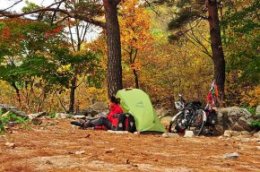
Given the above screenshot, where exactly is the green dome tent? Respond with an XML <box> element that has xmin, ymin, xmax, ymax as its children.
<box><xmin>116</xmin><ymin>89</ymin><xmax>165</xmax><ymax>133</ymax></box>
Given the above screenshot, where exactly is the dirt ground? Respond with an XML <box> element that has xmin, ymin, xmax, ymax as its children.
<box><xmin>0</xmin><ymin>119</ymin><xmax>260</xmax><ymax>172</ymax></box>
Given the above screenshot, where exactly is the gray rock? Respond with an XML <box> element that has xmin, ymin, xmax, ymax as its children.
<box><xmin>107</xmin><ymin>130</ymin><xmax>129</xmax><ymax>134</ymax></box>
<box><xmin>231</xmin><ymin>122</ymin><xmax>244</xmax><ymax>131</ymax></box>
<box><xmin>253</xmin><ymin>131</ymin><xmax>260</xmax><ymax>138</ymax></box>
<box><xmin>217</xmin><ymin>107</ymin><xmax>253</xmax><ymax>132</ymax></box>
<box><xmin>223</xmin><ymin>130</ymin><xmax>233</xmax><ymax>137</ymax></box>
<box><xmin>162</xmin><ymin>132</ymin><xmax>179</xmax><ymax>138</ymax></box>
<box><xmin>223</xmin><ymin>152</ymin><xmax>239</xmax><ymax>159</ymax></box>
<box><xmin>90</xmin><ymin>102</ymin><xmax>108</xmax><ymax>112</ymax></box>
<box><xmin>239</xmin><ymin>131</ymin><xmax>251</xmax><ymax>137</ymax></box>
<box><xmin>78</xmin><ymin>102</ymin><xmax>108</xmax><ymax>117</ymax></box>
<box><xmin>71</xmin><ymin>115</ymin><xmax>86</xmax><ymax>119</ymax></box>
<box><xmin>184</xmin><ymin>130</ymin><xmax>194</xmax><ymax>138</ymax></box>
<box><xmin>0</xmin><ymin>104</ymin><xmax>27</xmax><ymax>118</ymax></box>
<box><xmin>28</xmin><ymin>112</ymin><xmax>47</xmax><ymax>120</ymax></box>
<box><xmin>55</xmin><ymin>113</ymin><xmax>70</xmax><ymax>119</ymax></box>
<box><xmin>240</xmin><ymin>138</ymin><xmax>251</xmax><ymax>142</ymax></box>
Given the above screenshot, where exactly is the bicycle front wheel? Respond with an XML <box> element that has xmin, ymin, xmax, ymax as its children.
<box><xmin>168</xmin><ymin>112</ymin><xmax>184</xmax><ymax>133</ymax></box>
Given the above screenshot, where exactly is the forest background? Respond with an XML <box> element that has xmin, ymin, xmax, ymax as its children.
<box><xmin>0</xmin><ymin>0</ymin><xmax>259</xmax><ymax>114</ymax></box>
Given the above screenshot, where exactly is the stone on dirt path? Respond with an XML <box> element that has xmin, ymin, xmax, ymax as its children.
<box><xmin>223</xmin><ymin>152</ymin><xmax>240</xmax><ymax>159</ymax></box>
<box><xmin>162</xmin><ymin>132</ymin><xmax>179</xmax><ymax>138</ymax></box>
<box><xmin>4</xmin><ymin>142</ymin><xmax>15</xmax><ymax>149</ymax></box>
<box><xmin>184</xmin><ymin>130</ymin><xmax>194</xmax><ymax>138</ymax></box>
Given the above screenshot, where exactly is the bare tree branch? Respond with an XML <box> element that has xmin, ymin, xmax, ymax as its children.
<box><xmin>187</xmin><ymin>21</ymin><xmax>212</xmax><ymax>58</ymax></box>
<box><xmin>0</xmin><ymin>4</ymin><xmax>106</xmax><ymax>28</ymax></box>
<box><xmin>0</xmin><ymin>0</ymin><xmax>23</xmax><ymax>12</ymax></box>
<box><xmin>50</xmin><ymin>0</ymin><xmax>65</xmax><ymax>25</ymax></box>
<box><xmin>80</xmin><ymin>23</ymin><xmax>90</xmax><ymax>44</ymax></box>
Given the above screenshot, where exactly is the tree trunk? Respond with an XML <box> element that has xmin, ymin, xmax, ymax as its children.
<box><xmin>133</xmin><ymin>69</ymin><xmax>139</xmax><ymax>88</ymax></box>
<box><xmin>68</xmin><ymin>75</ymin><xmax>77</xmax><ymax>113</ymax></box>
<box><xmin>103</xmin><ymin>0</ymin><xmax>123</xmax><ymax>97</ymax></box>
<box><xmin>11</xmin><ymin>82</ymin><xmax>21</xmax><ymax>104</ymax></box>
<box><xmin>207</xmin><ymin>0</ymin><xmax>226</xmax><ymax>103</ymax></box>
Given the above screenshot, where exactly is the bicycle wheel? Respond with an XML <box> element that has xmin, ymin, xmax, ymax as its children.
<box><xmin>188</xmin><ymin>109</ymin><xmax>206</xmax><ymax>136</ymax></box>
<box><xmin>168</xmin><ymin>112</ymin><xmax>184</xmax><ymax>133</ymax></box>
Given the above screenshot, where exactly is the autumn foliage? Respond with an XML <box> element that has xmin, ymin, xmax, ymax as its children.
<box><xmin>0</xmin><ymin>0</ymin><xmax>259</xmax><ymax>114</ymax></box>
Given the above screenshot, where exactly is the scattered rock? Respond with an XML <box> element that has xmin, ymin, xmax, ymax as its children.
<box><xmin>241</xmin><ymin>131</ymin><xmax>250</xmax><ymax>136</ymax></box>
<box><xmin>71</xmin><ymin>115</ymin><xmax>86</xmax><ymax>119</ymax></box>
<box><xmin>224</xmin><ymin>130</ymin><xmax>233</xmax><ymax>137</ymax></box>
<box><xmin>0</xmin><ymin>104</ymin><xmax>28</xmax><ymax>118</ymax></box>
<box><xmin>79</xmin><ymin>102</ymin><xmax>109</xmax><ymax>117</ymax></box>
<box><xmin>184</xmin><ymin>130</ymin><xmax>194</xmax><ymax>138</ymax></box>
<box><xmin>8</xmin><ymin>121</ymin><xmax>17</xmax><ymax>127</ymax></box>
<box><xmin>90</xmin><ymin>102</ymin><xmax>108</xmax><ymax>112</ymax></box>
<box><xmin>75</xmin><ymin>150</ymin><xmax>85</xmax><ymax>155</ymax></box>
<box><xmin>217</xmin><ymin>107</ymin><xmax>253</xmax><ymax>132</ymax></box>
<box><xmin>107</xmin><ymin>130</ymin><xmax>129</xmax><ymax>134</ymax></box>
<box><xmin>134</xmin><ymin>131</ymin><xmax>140</xmax><ymax>135</ymax></box>
<box><xmin>28</xmin><ymin>112</ymin><xmax>47</xmax><ymax>120</ymax></box>
<box><xmin>231</xmin><ymin>122</ymin><xmax>245</xmax><ymax>131</ymax></box>
<box><xmin>218</xmin><ymin>136</ymin><xmax>224</xmax><ymax>139</ymax></box>
<box><xmin>240</xmin><ymin>138</ymin><xmax>251</xmax><ymax>143</ymax></box>
<box><xmin>105</xmin><ymin>148</ymin><xmax>115</xmax><ymax>154</ymax></box>
<box><xmin>45</xmin><ymin>160</ymin><xmax>53</xmax><ymax>165</ymax></box>
<box><xmin>69</xmin><ymin>150</ymin><xmax>85</xmax><ymax>155</ymax></box>
<box><xmin>5</xmin><ymin>142</ymin><xmax>15</xmax><ymax>148</ymax></box>
<box><xmin>125</xmin><ymin>159</ymin><xmax>130</xmax><ymax>164</ymax></box>
<box><xmin>251</xmin><ymin>138</ymin><xmax>260</xmax><ymax>143</ymax></box>
<box><xmin>253</xmin><ymin>131</ymin><xmax>260</xmax><ymax>138</ymax></box>
<box><xmin>224</xmin><ymin>152</ymin><xmax>239</xmax><ymax>159</ymax></box>
<box><xmin>85</xmin><ymin>134</ymin><xmax>91</xmax><ymax>138</ymax></box>
<box><xmin>32</xmin><ymin>118</ymin><xmax>43</xmax><ymax>125</ymax></box>
<box><xmin>131</xmin><ymin>164</ymin><xmax>138</xmax><ymax>168</ymax></box>
<box><xmin>55</xmin><ymin>113</ymin><xmax>70</xmax><ymax>119</ymax></box>
<box><xmin>162</xmin><ymin>132</ymin><xmax>179</xmax><ymax>138</ymax></box>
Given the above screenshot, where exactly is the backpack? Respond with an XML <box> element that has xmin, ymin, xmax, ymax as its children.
<box><xmin>115</xmin><ymin>113</ymin><xmax>136</xmax><ymax>133</ymax></box>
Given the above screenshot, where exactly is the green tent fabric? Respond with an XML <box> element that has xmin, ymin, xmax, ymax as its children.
<box><xmin>116</xmin><ymin>88</ymin><xmax>165</xmax><ymax>133</ymax></box>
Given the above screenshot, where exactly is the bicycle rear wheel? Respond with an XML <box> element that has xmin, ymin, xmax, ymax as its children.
<box><xmin>188</xmin><ymin>109</ymin><xmax>206</xmax><ymax>136</ymax></box>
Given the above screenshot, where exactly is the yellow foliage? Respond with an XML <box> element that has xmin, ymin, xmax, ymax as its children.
<box><xmin>57</xmin><ymin>64</ymin><xmax>71</xmax><ymax>73</ymax></box>
<box><xmin>241</xmin><ymin>86</ymin><xmax>260</xmax><ymax>107</ymax></box>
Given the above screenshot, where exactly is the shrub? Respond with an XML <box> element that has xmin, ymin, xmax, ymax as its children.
<box><xmin>0</xmin><ymin>112</ymin><xmax>28</xmax><ymax>133</ymax></box>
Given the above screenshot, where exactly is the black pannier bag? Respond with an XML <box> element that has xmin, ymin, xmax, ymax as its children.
<box><xmin>116</xmin><ymin>113</ymin><xmax>136</xmax><ymax>133</ymax></box>
<box><xmin>205</xmin><ymin>109</ymin><xmax>218</xmax><ymax>126</ymax></box>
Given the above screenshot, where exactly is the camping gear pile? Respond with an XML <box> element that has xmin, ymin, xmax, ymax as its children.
<box><xmin>71</xmin><ymin>89</ymin><xmax>165</xmax><ymax>133</ymax></box>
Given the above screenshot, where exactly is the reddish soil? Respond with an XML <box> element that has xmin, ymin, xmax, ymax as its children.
<box><xmin>0</xmin><ymin>119</ymin><xmax>260</xmax><ymax>172</ymax></box>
